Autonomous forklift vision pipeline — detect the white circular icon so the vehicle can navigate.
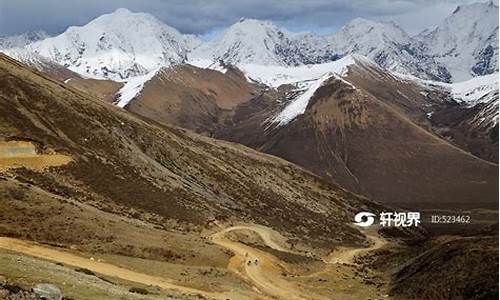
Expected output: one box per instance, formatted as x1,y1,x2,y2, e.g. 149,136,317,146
354,212,376,227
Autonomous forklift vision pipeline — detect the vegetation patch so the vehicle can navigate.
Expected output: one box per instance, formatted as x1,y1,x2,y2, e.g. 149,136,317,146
129,287,149,295
74,267,96,276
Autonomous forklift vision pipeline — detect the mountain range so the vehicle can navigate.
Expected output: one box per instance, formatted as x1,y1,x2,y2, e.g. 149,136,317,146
0,2,498,299
0,1,496,209
0,30,49,49
1,2,498,83
4,8,199,80
416,2,499,81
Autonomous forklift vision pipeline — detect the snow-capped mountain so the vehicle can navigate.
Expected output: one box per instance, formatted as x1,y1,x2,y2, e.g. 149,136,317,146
4,1,497,87
398,71,499,139
0,30,49,50
321,18,451,82
189,18,315,66
292,33,340,64
24,8,199,80
416,2,499,82
189,17,453,81
268,56,358,125
448,73,499,131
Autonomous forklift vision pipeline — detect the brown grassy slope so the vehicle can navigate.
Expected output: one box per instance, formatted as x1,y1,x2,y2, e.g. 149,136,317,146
0,176,233,266
346,61,499,164
9,54,122,103
10,52,82,82
390,237,498,300
218,61,498,209
125,65,257,134
430,96,499,163
67,78,123,103
0,53,379,250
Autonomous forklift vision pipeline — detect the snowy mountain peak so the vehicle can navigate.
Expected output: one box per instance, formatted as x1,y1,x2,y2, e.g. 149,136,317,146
0,30,49,50
189,18,311,66
453,1,498,15
113,7,133,14
417,1,499,82
332,18,410,49
231,18,276,28
218,18,285,41
23,8,197,80
4,1,497,86
320,17,452,81
267,55,360,125
87,7,167,29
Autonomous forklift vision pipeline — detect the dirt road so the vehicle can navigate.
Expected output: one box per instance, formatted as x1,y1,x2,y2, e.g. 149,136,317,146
0,141,71,170
211,225,328,300
325,227,387,264
0,224,387,300
0,237,219,299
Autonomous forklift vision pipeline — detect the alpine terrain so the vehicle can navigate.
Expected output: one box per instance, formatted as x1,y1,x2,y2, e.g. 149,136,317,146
0,1,498,300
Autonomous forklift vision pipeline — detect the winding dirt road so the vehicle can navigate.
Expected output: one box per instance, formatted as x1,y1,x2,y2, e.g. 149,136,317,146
0,224,387,300
211,225,329,300
325,228,387,264
211,225,387,300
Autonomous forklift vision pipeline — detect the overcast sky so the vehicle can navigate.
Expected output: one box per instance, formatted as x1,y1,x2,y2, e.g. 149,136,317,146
0,0,495,37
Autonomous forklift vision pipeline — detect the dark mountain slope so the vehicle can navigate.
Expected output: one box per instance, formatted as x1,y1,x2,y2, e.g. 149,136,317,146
217,60,498,209
125,64,258,134
0,53,379,250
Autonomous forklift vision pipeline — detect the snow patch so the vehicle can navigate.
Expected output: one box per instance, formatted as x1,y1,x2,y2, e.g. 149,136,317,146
233,55,360,126
272,72,334,125
240,55,357,88
187,58,227,73
449,73,499,105
397,72,499,106
396,71,499,128
115,68,159,108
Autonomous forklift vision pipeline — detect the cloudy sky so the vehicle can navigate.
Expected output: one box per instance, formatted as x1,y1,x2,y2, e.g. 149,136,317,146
0,0,494,37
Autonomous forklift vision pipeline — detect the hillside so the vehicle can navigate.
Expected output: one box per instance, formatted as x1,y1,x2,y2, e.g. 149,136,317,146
125,64,258,134
0,53,381,251
215,57,498,209
1,52,420,299
0,2,497,298
401,73,500,162
113,55,498,209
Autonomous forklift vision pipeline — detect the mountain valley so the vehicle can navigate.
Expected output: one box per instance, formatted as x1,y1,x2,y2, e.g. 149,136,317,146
0,2,498,299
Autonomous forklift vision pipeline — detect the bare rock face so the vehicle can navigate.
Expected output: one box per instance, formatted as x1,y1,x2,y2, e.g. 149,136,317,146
32,284,62,300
